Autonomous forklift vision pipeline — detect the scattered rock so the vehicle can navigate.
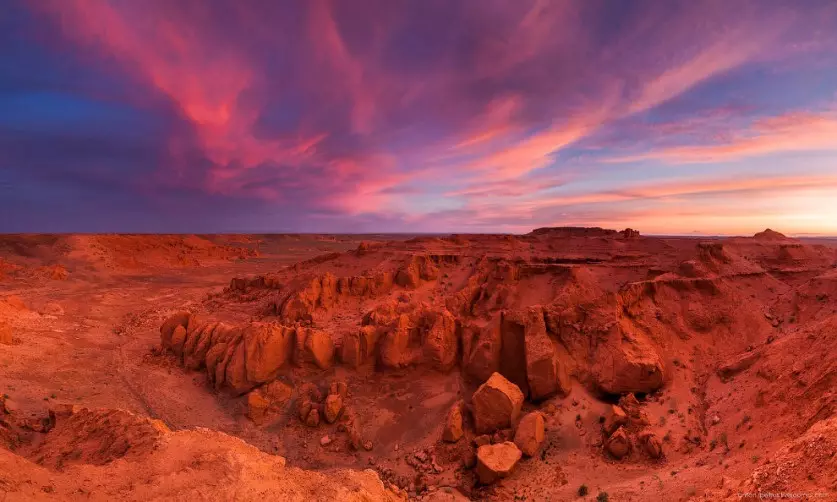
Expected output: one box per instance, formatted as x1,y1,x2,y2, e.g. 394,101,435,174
718,351,760,380
603,405,628,436
475,442,522,484
247,389,271,425
298,399,313,422
472,372,524,434
305,408,320,427
606,427,631,459
247,380,292,425
320,435,332,446
513,412,545,457
639,430,663,458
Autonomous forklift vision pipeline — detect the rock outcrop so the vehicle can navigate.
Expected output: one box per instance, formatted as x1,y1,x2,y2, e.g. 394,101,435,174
461,318,502,383
423,309,459,370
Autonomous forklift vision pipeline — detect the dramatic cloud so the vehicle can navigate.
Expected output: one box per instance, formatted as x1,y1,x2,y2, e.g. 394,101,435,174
2,0,837,234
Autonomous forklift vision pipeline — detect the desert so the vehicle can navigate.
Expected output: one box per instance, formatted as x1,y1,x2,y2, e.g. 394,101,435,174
5,0,837,500
2,229,837,500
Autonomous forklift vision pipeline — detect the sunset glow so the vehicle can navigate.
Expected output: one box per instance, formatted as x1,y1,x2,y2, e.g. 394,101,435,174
3,0,837,234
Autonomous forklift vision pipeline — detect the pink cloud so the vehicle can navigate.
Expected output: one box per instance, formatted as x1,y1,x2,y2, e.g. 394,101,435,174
607,109,837,163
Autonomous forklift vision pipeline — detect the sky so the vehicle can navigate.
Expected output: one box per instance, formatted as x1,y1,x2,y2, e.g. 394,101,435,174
2,0,837,235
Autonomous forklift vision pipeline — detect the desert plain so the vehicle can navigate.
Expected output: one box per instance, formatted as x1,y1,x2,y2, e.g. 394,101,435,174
1,228,837,501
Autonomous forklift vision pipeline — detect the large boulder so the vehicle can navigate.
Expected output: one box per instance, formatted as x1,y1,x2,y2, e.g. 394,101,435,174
513,412,545,457
246,380,292,425
472,372,524,434
462,318,502,383
423,310,459,370
244,323,296,384
475,442,522,484
592,324,664,394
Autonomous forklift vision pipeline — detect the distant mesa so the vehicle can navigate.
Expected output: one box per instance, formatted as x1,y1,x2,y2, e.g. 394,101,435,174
528,226,640,238
753,228,788,241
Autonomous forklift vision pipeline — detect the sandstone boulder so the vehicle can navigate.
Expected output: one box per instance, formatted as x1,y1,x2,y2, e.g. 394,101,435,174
472,372,524,434
475,442,522,484
423,310,459,370
606,426,631,459
603,405,628,436
247,380,293,425
442,402,463,443
639,430,663,458
513,412,545,457
247,389,271,425
298,400,314,422
303,330,334,370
